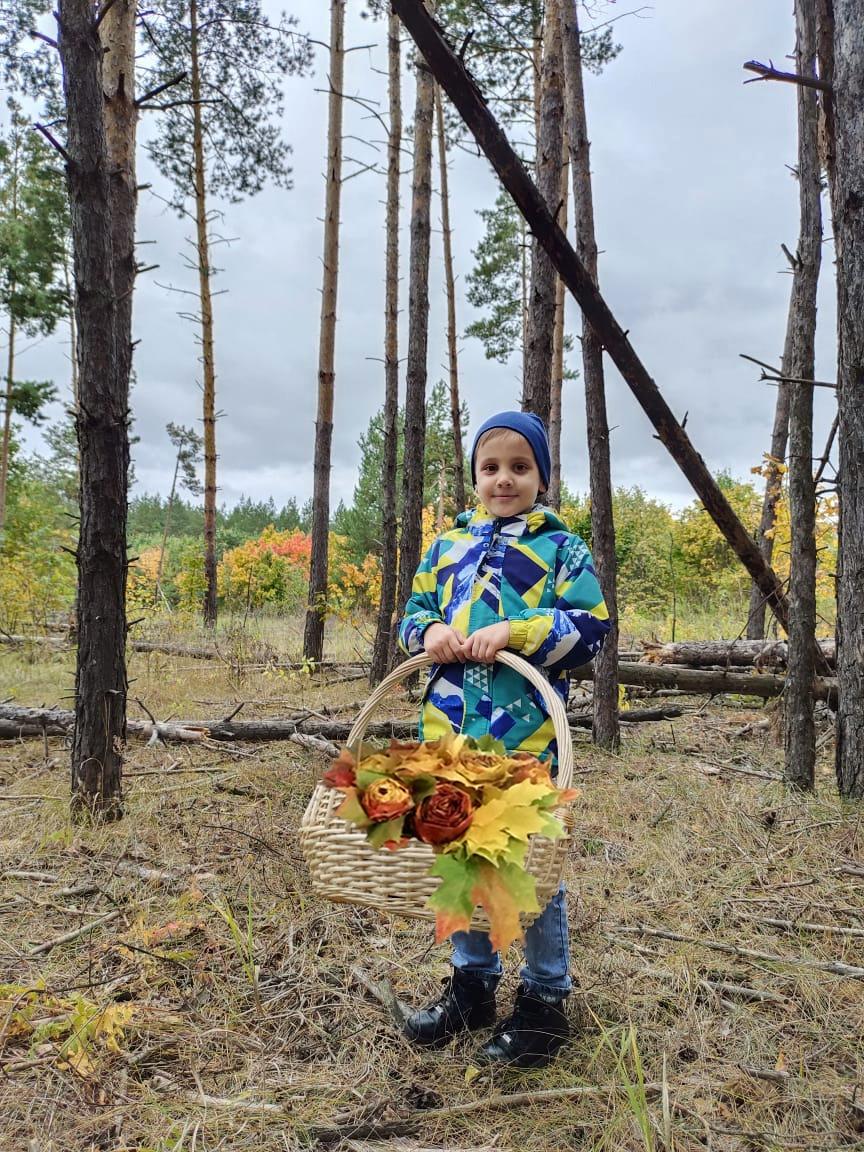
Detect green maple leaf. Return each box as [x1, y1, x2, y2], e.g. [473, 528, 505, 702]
[336, 788, 372, 828]
[427, 854, 478, 942]
[366, 816, 406, 850]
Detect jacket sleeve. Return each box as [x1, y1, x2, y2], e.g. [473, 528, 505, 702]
[397, 539, 445, 656]
[507, 534, 610, 671]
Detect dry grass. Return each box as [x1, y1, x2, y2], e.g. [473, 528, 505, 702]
[0, 644, 862, 1152]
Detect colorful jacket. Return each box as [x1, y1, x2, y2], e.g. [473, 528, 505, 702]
[398, 505, 610, 762]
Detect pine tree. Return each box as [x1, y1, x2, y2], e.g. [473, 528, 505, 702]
[141, 0, 312, 628]
[0, 102, 68, 533]
[304, 0, 345, 664]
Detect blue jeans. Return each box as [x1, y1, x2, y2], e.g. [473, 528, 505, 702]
[450, 883, 571, 1000]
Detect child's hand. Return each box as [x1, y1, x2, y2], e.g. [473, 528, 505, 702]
[423, 622, 467, 663]
[461, 622, 510, 663]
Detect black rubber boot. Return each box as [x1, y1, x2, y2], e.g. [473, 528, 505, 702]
[403, 969, 497, 1048]
[476, 984, 570, 1068]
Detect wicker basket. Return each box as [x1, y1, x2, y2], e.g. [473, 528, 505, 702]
[299, 650, 575, 929]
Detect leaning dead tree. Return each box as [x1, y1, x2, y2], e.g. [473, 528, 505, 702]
[783, 0, 822, 792]
[305, 0, 346, 664]
[831, 0, 864, 798]
[58, 0, 135, 818]
[562, 0, 619, 751]
[391, 0, 790, 632]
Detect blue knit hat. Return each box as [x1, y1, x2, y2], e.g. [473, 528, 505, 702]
[470, 410, 551, 491]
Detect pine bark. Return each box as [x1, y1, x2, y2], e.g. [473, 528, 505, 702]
[548, 140, 568, 511]
[562, 0, 620, 751]
[59, 0, 127, 819]
[435, 83, 466, 515]
[304, 0, 345, 664]
[190, 0, 218, 628]
[391, 0, 791, 632]
[370, 10, 402, 687]
[522, 0, 564, 429]
[832, 0, 864, 798]
[783, 0, 822, 792]
[396, 22, 435, 624]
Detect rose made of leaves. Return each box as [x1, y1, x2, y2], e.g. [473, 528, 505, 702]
[414, 782, 474, 845]
[360, 777, 414, 822]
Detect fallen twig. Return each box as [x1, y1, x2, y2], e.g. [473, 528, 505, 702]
[617, 923, 864, 979]
[310, 1083, 664, 1142]
[28, 908, 122, 956]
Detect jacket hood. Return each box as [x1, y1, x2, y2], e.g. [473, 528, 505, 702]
[454, 503, 570, 535]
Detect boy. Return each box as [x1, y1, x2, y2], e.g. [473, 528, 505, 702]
[397, 411, 610, 1068]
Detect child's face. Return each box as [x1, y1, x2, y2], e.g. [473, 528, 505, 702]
[474, 429, 544, 517]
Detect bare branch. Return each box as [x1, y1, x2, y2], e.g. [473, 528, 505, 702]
[743, 59, 832, 92]
[740, 353, 836, 390]
[33, 123, 70, 164]
[30, 29, 58, 49]
[814, 413, 839, 486]
[136, 72, 187, 107]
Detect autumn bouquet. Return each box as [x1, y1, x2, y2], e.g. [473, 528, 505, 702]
[321, 733, 578, 951]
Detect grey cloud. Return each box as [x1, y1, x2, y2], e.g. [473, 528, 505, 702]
[16, 0, 838, 517]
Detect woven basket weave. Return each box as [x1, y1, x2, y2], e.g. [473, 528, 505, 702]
[300, 650, 574, 929]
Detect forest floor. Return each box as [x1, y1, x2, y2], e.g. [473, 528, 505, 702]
[0, 634, 862, 1152]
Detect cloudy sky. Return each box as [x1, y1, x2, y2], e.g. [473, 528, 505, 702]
[16, 0, 838, 513]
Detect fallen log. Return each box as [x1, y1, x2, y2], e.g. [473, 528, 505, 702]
[0, 701, 685, 746]
[641, 638, 835, 670]
[573, 661, 838, 706]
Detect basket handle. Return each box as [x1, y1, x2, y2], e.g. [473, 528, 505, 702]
[346, 650, 574, 790]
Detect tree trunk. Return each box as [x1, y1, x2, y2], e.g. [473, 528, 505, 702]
[562, 0, 620, 751]
[0, 128, 20, 535]
[832, 0, 864, 798]
[0, 312, 15, 534]
[783, 0, 822, 792]
[435, 83, 466, 515]
[304, 0, 345, 665]
[522, 0, 563, 428]
[392, 0, 791, 632]
[101, 0, 137, 447]
[190, 0, 218, 629]
[369, 10, 402, 687]
[156, 453, 180, 599]
[548, 139, 568, 511]
[63, 246, 79, 406]
[396, 17, 435, 624]
[746, 389, 790, 638]
[59, 0, 126, 820]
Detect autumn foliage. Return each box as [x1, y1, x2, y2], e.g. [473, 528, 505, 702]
[322, 734, 578, 952]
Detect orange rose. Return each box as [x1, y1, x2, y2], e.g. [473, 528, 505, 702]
[414, 783, 474, 845]
[361, 777, 414, 822]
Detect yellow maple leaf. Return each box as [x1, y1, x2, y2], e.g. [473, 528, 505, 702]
[460, 780, 553, 861]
